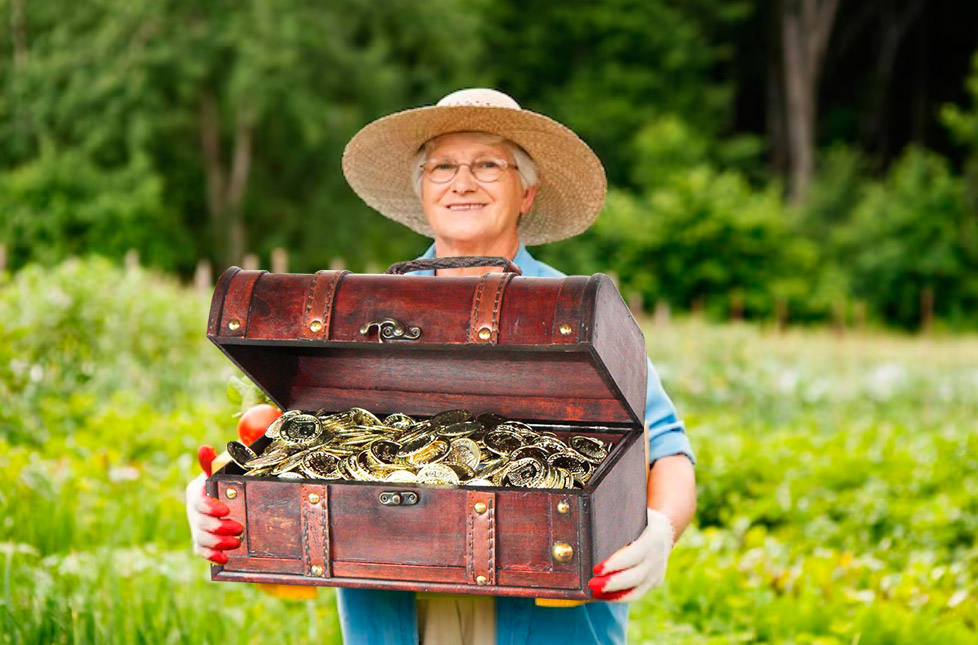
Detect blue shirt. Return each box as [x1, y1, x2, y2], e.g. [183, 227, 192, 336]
[336, 243, 695, 645]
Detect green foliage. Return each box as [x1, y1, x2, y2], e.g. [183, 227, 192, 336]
[839, 147, 978, 327]
[480, 0, 748, 185]
[540, 165, 815, 320]
[0, 145, 190, 271]
[0, 257, 234, 445]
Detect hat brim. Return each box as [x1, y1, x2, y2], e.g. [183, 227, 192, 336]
[342, 105, 606, 246]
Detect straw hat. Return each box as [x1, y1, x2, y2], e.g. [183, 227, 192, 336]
[342, 88, 606, 246]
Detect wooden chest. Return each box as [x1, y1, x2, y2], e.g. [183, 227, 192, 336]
[205, 258, 649, 600]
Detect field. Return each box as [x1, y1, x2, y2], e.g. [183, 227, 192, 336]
[1, 258, 976, 644]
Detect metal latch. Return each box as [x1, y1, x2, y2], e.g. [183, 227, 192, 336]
[379, 491, 418, 506]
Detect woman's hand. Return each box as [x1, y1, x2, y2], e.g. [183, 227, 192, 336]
[587, 508, 674, 602]
[185, 445, 243, 565]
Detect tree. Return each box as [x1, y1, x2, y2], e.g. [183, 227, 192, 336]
[0, 0, 483, 272]
[778, 0, 841, 203]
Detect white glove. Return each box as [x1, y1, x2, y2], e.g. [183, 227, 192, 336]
[185, 473, 243, 564]
[588, 508, 674, 602]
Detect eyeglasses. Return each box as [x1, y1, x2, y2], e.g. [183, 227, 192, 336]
[420, 158, 516, 184]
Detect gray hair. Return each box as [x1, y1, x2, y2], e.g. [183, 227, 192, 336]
[411, 132, 539, 198]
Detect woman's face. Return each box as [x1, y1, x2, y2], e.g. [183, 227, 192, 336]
[419, 133, 537, 249]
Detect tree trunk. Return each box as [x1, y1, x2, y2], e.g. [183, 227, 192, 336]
[10, 0, 28, 67]
[780, 0, 841, 203]
[198, 90, 255, 269]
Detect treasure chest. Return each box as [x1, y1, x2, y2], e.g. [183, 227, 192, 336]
[205, 257, 649, 600]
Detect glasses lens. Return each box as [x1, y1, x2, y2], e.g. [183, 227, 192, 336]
[471, 159, 507, 182]
[425, 161, 458, 184]
[422, 159, 512, 183]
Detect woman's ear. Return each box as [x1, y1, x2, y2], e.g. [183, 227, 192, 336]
[520, 184, 539, 215]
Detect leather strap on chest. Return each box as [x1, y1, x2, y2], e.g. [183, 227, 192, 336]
[219, 270, 267, 338]
[467, 272, 515, 344]
[301, 270, 350, 339]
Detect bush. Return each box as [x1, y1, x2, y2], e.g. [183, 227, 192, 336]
[539, 165, 815, 320]
[0, 257, 233, 444]
[839, 147, 977, 328]
[0, 144, 193, 273]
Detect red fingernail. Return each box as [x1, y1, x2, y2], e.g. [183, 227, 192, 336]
[593, 564, 604, 576]
[207, 551, 229, 565]
[213, 536, 241, 550]
[201, 497, 231, 517]
[198, 445, 217, 477]
[213, 519, 245, 536]
[592, 589, 631, 601]
[588, 577, 606, 592]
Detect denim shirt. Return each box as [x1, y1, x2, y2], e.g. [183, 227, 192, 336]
[336, 243, 695, 645]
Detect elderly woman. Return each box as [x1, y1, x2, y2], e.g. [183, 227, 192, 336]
[186, 89, 695, 645]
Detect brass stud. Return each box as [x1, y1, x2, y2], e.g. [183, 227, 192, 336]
[552, 542, 574, 563]
[559, 323, 573, 336]
[225, 488, 238, 499]
[228, 319, 241, 331]
[308, 493, 321, 505]
[310, 564, 324, 577]
[476, 575, 488, 586]
[474, 501, 488, 515]
[309, 320, 323, 333]
[557, 500, 570, 514]
[477, 327, 492, 341]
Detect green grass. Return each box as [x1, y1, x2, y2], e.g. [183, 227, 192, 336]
[1, 259, 976, 643]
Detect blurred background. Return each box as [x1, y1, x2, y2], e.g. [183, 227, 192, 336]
[1, 1, 976, 643]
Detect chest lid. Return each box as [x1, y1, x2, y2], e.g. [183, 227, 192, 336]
[207, 260, 647, 427]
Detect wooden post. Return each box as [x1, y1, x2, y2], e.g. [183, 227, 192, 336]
[853, 300, 867, 333]
[920, 286, 934, 335]
[329, 257, 347, 271]
[125, 249, 140, 272]
[271, 247, 288, 274]
[242, 253, 259, 270]
[730, 291, 744, 321]
[194, 259, 212, 294]
[626, 292, 645, 319]
[653, 300, 671, 328]
[775, 297, 788, 332]
[832, 298, 846, 337]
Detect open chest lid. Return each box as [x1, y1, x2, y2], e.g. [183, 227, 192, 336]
[207, 259, 648, 428]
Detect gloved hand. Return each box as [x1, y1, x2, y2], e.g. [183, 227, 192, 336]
[588, 508, 674, 602]
[185, 445, 243, 565]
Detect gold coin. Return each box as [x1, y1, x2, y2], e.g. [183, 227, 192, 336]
[245, 447, 294, 469]
[384, 470, 418, 483]
[226, 441, 258, 468]
[264, 410, 300, 439]
[503, 457, 544, 487]
[429, 409, 473, 428]
[448, 438, 482, 470]
[510, 445, 550, 463]
[416, 463, 460, 486]
[476, 413, 507, 430]
[301, 452, 340, 479]
[547, 451, 592, 480]
[484, 430, 523, 456]
[369, 439, 401, 465]
[569, 435, 609, 463]
[383, 413, 415, 429]
[280, 414, 325, 446]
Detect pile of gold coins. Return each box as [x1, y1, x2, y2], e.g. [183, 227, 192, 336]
[225, 408, 612, 489]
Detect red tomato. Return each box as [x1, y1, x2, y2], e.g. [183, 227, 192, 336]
[237, 404, 283, 445]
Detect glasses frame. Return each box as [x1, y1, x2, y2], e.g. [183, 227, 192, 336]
[419, 158, 518, 184]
